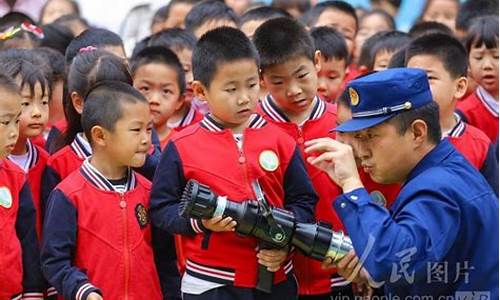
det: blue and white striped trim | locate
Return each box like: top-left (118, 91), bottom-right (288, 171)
top-left (21, 292), bottom-right (44, 300)
top-left (200, 114), bottom-right (267, 132)
top-left (262, 95), bottom-right (326, 124)
top-left (80, 158), bottom-right (136, 192)
top-left (476, 86), bottom-right (499, 117)
top-left (179, 105), bottom-right (197, 127)
top-left (284, 259), bottom-right (293, 275)
top-left (26, 139), bottom-right (39, 169)
top-left (448, 114), bottom-right (466, 138)
top-left (330, 275), bottom-right (350, 287)
top-left (352, 101), bottom-right (413, 118)
top-left (70, 133), bottom-right (92, 160)
top-left (75, 283), bottom-right (96, 300)
top-left (185, 259), bottom-right (236, 284)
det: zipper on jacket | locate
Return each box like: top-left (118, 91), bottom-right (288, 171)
top-left (119, 193), bottom-right (130, 300)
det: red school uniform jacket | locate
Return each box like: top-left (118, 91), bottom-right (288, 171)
top-left (150, 114), bottom-right (318, 288)
top-left (8, 140), bottom-right (49, 241)
top-left (446, 116), bottom-right (498, 195)
top-left (41, 160), bottom-right (163, 300)
top-left (259, 95), bottom-right (350, 295)
top-left (457, 87), bottom-right (499, 142)
top-left (0, 159), bottom-right (44, 300)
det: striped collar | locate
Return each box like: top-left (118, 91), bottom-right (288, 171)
top-left (8, 139), bottom-right (39, 172)
top-left (443, 113), bottom-right (466, 139)
top-left (476, 86), bottom-right (499, 117)
top-left (80, 158), bottom-right (136, 192)
top-left (261, 95), bottom-right (326, 126)
top-left (70, 133), bottom-right (92, 160)
top-left (168, 105), bottom-right (197, 129)
top-left (200, 113), bottom-right (267, 132)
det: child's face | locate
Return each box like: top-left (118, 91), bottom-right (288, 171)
top-left (469, 44), bottom-right (499, 97)
top-left (133, 63), bottom-right (184, 128)
top-left (314, 9), bottom-right (357, 57)
top-left (164, 2), bottom-right (195, 29)
top-left (373, 50), bottom-right (395, 71)
top-left (173, 47), bottom-right (194, 102)
top-left (262, 55), bottom-right (321, 116)
top-left (0, 89), bottom-right (21, 159)
top-left (422, 0), bottom-right (458, 31)
top-left (18, 82), bottom-right (49, 139)
top-left (194, 20), bottom-right (238, 39)
top-left (105, 101), bottom-right (153, 168)
top-left (317, 56), bottom-right (347, 102)
top-left (194, 59), bottom-right (260, 129)
top-left (355, 14), bottom-right (392, 62)
top-left (41, 0), bottom-right (76, 24)
top-left (407, 54), bottom-right (466, 117)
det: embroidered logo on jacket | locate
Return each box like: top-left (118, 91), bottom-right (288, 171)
top-left (135, 204), bottom-right (149, 228)
top-left (0, 186), bottom-right (12, 208)
top-left (259, 150), bottom-right (279, 172)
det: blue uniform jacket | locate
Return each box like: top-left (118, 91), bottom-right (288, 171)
top-left (334, 140), bottom-right (499, 297)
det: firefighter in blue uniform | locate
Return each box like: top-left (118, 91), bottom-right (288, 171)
top-left (305, 68), bottom-right (499, 298)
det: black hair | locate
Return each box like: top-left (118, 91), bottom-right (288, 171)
top-left (271, 0), bottom-right (311, 16)
top-left (40, 0), bottom-right (80, 23)
top-left (359, 9), bottom-right (395, 30)
top-left (306, 1), bottom-right (358, 30)
top-left (65, 28), bottom-right (123, 65)
top-left (362, 31), bottom-right (410, 71)
top-left (456, 0), bottom-right (498, 33)
top-left (389, 101), bottom-right (441, 145)
top-left (0, 73), bottom-right (22, 96)
top-left (311, 26), bottom-right (348, 62)
top-left (0, 12), bottom-right (35, 31)
top-left (82, 81), bottom-right (147, 145)
top-left (193, 26), bottom-right (259, 87)
top-left (185, 0), bottom-right (239, 35)
top-left (253, 17), bottom-right (314, 71)
top-left (406, 33), bottom-right (467, 78)
top-left (132, 28), bottom-right (196, 59)
top-left (358, 31), bottom-right (386, 68)
top-left (408, 21), bottom-right (454, 39)
top-left (464, 16), bottom-right (499, 54)
top-left (0, 20), bottom-right (42, 50)
top-left (40, 22), bottom-right (74, 55)
top-left (130, 46), bottom-right (186, 94)
top-left (33, 47), bottom-right (66, 94)
top-left (53, 13), bottom-right (89, 36)
top-left (151, 0), bottom-right (200, 28)
top-left (387, 47), bottom-right (407, 68)
top-left (61, 50), bottom-right (132, 148)
top-left (240, 6), bottom-right (292, 25)
top-left (371, 0), bottom-right (402, 9)
top-left (0, 49), bottom-right (52, 98)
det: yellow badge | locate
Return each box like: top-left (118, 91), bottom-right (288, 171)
top-left (349, 87), bottom-right (360, 106)
top-left (259, 150), bottom-right (279, 172)
top-left (0, 186), bottom-right (12, 209)
top-left (135, 204), bottom-right (149, 229)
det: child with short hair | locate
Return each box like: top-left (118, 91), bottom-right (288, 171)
top-left (0, 49), bottom-right (52, 240)
top-left (457, 16), bottom-right (499, 142)
top-left (185, 0), bottom-right (239, 39)
top-left (0, 73), bottom-right (45, 300)
top-left (150, 0), bottom-right (198, 33)
top-left (150, 26), bottom-right (317, 300)
top-left (239, 6), bottom-right (291, 39)
top-left (358, 30), bottom-right (410, 73)
top-left (41, 81), bottom-right (165, 300)
top-left (131, 46), bottom-right (186, 149)
top-left (253, 17), bottom-right (349, 299)
top-left (311, 26), bottom-right (349, 103)
top-left (408, 21), bottom-right (454, 39)
top-left (406, 32), bottom-right (498, 195)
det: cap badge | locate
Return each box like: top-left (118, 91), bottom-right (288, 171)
top-left (349, 87), bottom-right (360, 106)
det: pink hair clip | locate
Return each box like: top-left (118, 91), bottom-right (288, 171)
top-left (79, 45), bottom-right (98, 53)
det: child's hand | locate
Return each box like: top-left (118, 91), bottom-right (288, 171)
top-left (257, 248), bottom-right (288, 272)
top-left (201, 216), bottom-right (237, 232)
top-left (86, 292), bottom-right (103, 300)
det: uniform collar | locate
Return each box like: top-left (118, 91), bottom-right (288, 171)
top-left (70, 133), bottom-right (92, 159)
top-left (80, 158), bottom-right (136, 192)
top-left (476, 86), bottom-right (499, 117)
top-left (168, 104), bottom-right (198, 129)
top-left (405, 140), bottom-right (455, 185)
top-left (261, 94), bottom-right (326, 126)
top-left (442, 113), bottom-right (465, 139)
top-left (200, 113), bottom-right (267, 132)
top-left (7, 139), bottom-right (38, 171)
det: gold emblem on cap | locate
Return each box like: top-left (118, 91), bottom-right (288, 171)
top-left (349, 87), bottom-right (359, 106)
top-left (259, 150), bottom-right (279, 172)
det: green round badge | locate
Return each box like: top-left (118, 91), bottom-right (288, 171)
top-left (259, 150), bottom-right (279, 172)
top-left (0, 187), bottom-right (12, 209)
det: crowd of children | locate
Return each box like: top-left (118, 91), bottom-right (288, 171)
top-left (0, 0), bottom-right (497, 299)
